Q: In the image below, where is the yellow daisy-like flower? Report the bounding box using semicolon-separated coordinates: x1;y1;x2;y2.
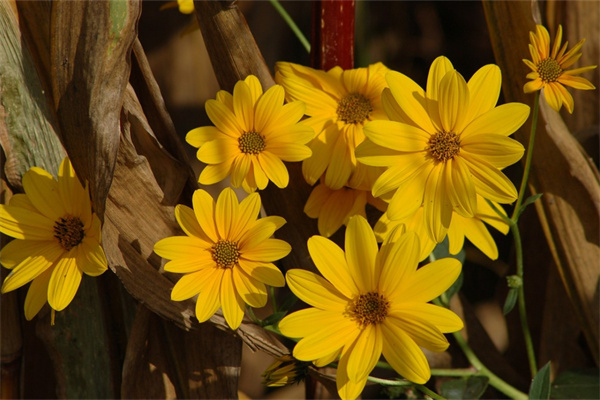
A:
375;195;509;261
262;355;309;388
279;215;463;400
0;157;107;320
275;62;389;190
356;56;529;242
154;187;290;330
523;24;597;113
186;75;313;193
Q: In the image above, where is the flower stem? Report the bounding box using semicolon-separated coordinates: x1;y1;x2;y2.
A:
415;384;446;400
269;285;278;313
366;376;412;386
511;92;539;221
452;329;528;400
269;0;311;53
430;368;479;377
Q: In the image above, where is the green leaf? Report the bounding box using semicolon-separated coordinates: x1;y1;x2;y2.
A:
261;311;287;327
441;376;489;399
517;193;543;219
503;287;519;315
432;236;466;265
550;368;599;399
529;362;551;400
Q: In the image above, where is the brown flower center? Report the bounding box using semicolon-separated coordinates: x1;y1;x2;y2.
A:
211;240;240;269
337;93;373;124
349;292;389;327
53;215;85;251
427;131;461;162
537;58;562;83
239;131;266;154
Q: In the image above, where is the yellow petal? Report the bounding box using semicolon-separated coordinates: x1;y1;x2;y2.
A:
314;348;342;367
341;67;368;93
279;308;343;338
241;238;291;262
324;133;352;190
171;269;209;301
304;183;330;218
461;103;530;138
465;64;501;122
386;314;449;352
551;24;563;58
302;124;338;185
249;158;269;190
198;162;232;186
461;217;499;260
24;267;53;320
220;269;246;329
542;84;562;112
197;138;238;164
205;99;243;137
461;134;524;169
371;154;427;198
379;231;420;297
238;215;286;250
8;193;37;211
0;205;55;240
175;204;208;241
397;258;461;303
1;239;50;269
255;84;285;133
346;325;382;382
154;236;211;261
1;241;63;293
58;158;90;222
423;164;451;242
381;322;430;384
258;151;289;188
426;56;454;101
523;79;544;94
386;71;435;133
355;139;400;167
392;302;464;333
363;120;429;151
192;189;218;241
164;254;214;273
266;143;312;162
233;79;255;132
77;239;107;277
336;348;369;400
22;166;65;221
215;187;240;239
186;126;219;148
266;123;313;145
554;82;574;113
460;154;518;203
308;235;357;298
243;75;263;105
316;188;356;237
438;70;469;133
385;160;432;221
232;267;267;308
267;101;306;131
345;216;378;292
195;271;221;323
558;74;596;90
446;157;477;217
285;269;348;311
293;319;358;361
47;253;82;311
238;259;285;287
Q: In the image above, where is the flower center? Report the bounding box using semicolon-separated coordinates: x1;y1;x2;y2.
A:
349;292;389;327
337;93;373;125
427;131;461;162
211;240;240;269
239;131;266;154
537;58;562;83
53;215;85;251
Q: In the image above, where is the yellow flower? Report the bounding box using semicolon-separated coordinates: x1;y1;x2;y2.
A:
304;179;386;238
0;157;107;320
275;62;389;190
356;56;529;242
279;216;463;400
262;354;309;387
154;187;290;330
523;24;597;113
160;0;194;15
375;195;509;261
186;75;313;193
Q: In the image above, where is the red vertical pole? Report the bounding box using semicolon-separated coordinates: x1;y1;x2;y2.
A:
310;0;355;70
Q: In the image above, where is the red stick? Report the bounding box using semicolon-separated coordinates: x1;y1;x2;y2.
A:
310;0;355;70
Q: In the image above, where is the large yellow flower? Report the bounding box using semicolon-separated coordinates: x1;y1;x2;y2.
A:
278;216;463;400
154;187;290;330
275;62;389;190
356;56;529;242
523;24;597;113
375;195;509;261
0;157;107;320
186;75;313;193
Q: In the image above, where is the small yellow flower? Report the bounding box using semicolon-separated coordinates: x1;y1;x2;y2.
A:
275;62;389;190
187;75;313;193
262;355;309;387
356;56;529;243
375;195;509;261
160;0;194;15
523;24;597;113
154;187;290;330
279;216;463;400
0;157;107;320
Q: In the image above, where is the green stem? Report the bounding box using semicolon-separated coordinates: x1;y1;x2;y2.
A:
452;330;528;400
430;368;480;377
269;0;311;53
509;220;538;377
269;285;278;313
415;384;446;400
511;92;540;221
366;376;412;386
